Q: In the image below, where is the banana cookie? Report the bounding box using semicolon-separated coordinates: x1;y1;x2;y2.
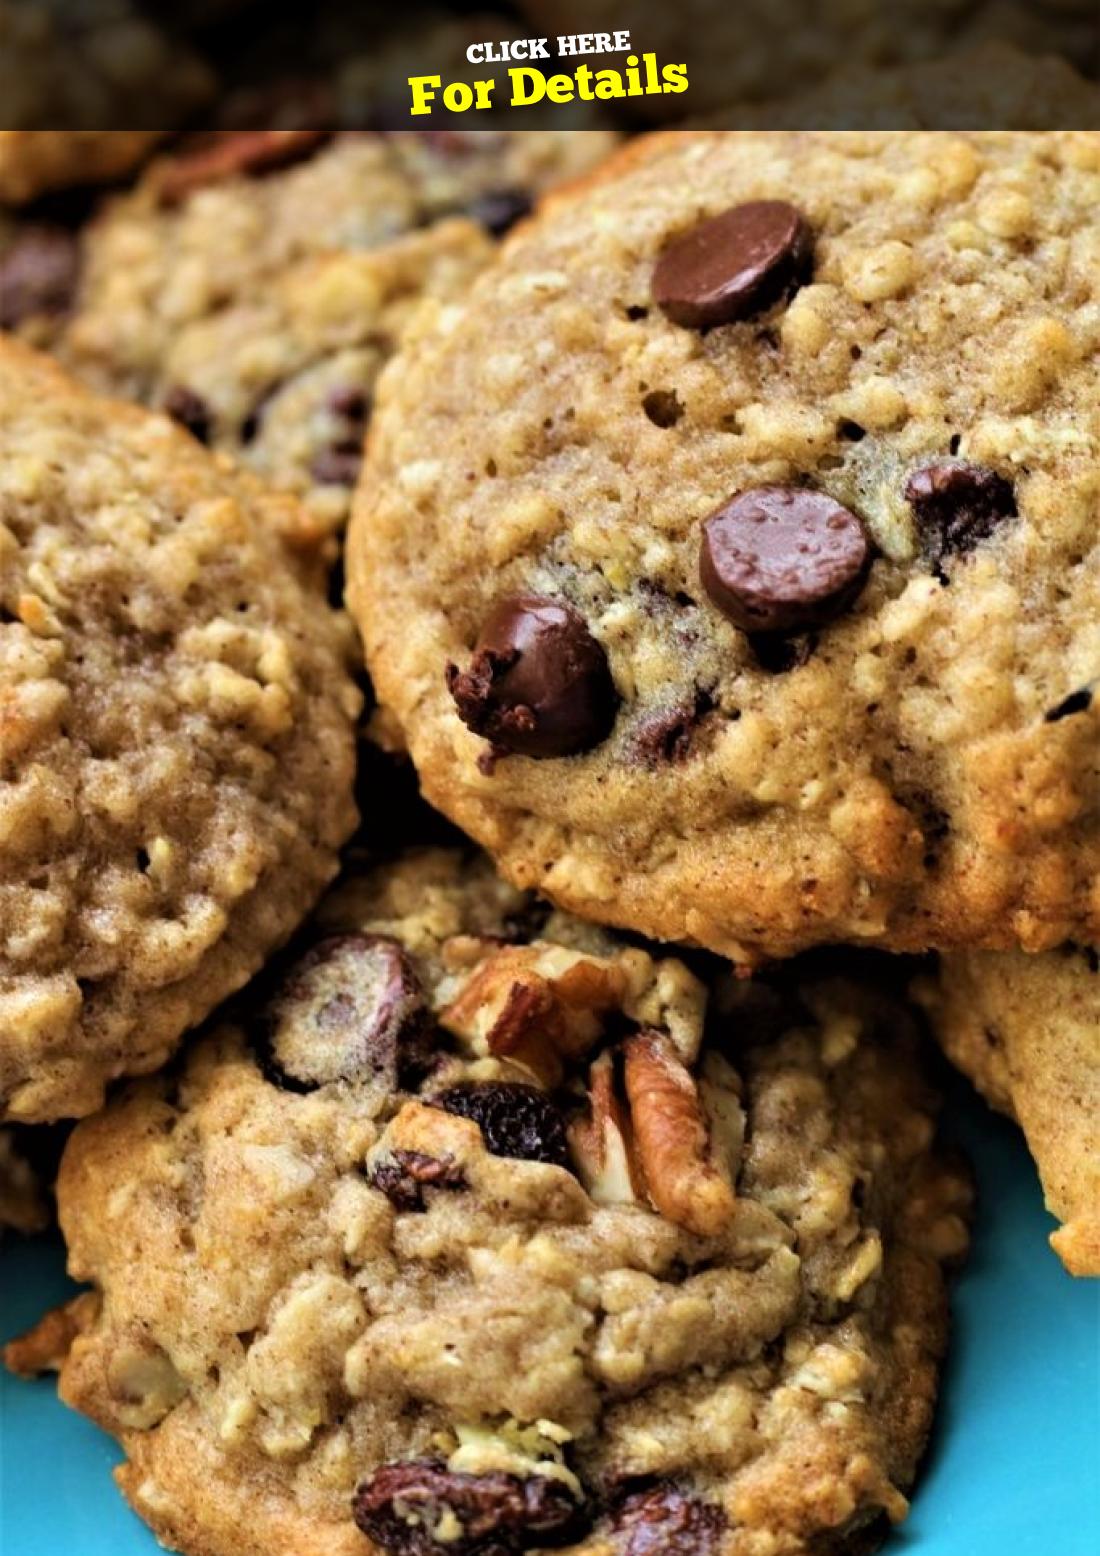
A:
38;847;970;1556
350;130;1100;965
0;339;360;1122
916;946;1099;1276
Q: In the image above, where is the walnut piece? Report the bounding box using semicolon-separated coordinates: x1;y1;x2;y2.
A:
568;1051;644;1207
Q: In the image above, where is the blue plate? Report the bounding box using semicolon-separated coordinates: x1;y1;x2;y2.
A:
2;1073;1098;1555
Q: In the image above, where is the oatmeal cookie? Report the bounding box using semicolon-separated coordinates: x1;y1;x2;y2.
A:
39;847;970;1556
0;339;360;1123
0;1127;46;1234
916;947;1099;1276
51;129;617;406
350;130;1100;966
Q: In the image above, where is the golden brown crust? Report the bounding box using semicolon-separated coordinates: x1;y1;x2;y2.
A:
917;948;1100;1275
0;131;165;204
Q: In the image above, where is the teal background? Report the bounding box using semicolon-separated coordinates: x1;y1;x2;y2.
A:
1;1073;1098;1554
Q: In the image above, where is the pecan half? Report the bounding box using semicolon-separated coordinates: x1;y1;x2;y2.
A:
568;1052;644;1207
441;943;628;1086
623;1031;737;1238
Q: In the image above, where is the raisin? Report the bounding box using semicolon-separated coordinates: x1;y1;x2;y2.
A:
258;935;433;1092
370;1150;466;1213
431;1083;569;1168
353;1459;587;1555
611;1484;726;1556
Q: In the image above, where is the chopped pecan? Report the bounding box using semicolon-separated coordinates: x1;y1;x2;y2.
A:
155;129;330;205
568;1052;644;1207
623;1031;737;1238
441;943;628;1086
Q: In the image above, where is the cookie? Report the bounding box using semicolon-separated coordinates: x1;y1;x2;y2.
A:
0;338;360;1122
0;1127;46;1235
0;131;167;205
349;130;1100;966
0;4;212;144
50;130;617;406
916;947;1099;1276
38;846;970;1556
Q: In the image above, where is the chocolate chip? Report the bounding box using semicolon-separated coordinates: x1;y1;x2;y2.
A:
354;1460;587;1555
701;487;870;634
653;201;813;329
431;1082;569;1168
447;594;617;760
163;386;213;446
630;690;713;766
467;187;533;236
260;935;433;1093
0;227;80;330
310;444;363;487
1045;685;1094;723
611;1485;726;1556
370;1149;465;1213
904;461;1016;573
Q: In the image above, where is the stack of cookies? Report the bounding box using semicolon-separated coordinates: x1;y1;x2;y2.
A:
1;126;1096;1556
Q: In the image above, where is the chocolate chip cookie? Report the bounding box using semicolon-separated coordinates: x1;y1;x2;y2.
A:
916;946;1099;1276
37;847;970;1556
0;338;360;1123
350;130;1100;966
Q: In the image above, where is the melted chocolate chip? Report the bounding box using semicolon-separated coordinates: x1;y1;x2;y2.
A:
0;227;80;329
447;594;617;761
431;1083;569;1168
701;487;870;634
630;690;714;766
354;1460;586;1555
904;461;1016;574
370;1149;466;1213
653;200;813;329
163;386;213;446
260;935;433;1092
467;187;533;236
611;1485;726;1556
641;389;684;429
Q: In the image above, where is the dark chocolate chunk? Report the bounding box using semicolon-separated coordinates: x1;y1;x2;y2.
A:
353;1459;586;1555
370;1149;466;1213
260;935;432;1093
653;201;813;329
904;461;1016;573
431;1082;569;1168
611;1484;726;1556
0;227;80;330
701;487;870;634
163;385;213;446
641;389;684;429
447;594;617;760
